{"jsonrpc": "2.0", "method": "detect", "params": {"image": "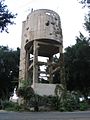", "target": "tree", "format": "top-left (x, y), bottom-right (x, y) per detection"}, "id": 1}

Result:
top-left (79, 0), bottom-right (90, 8)
top-left (17, 80), bottom-right (35, 108)
top-left (84, 12), bottom-right (90, 33)
top-left (0, 0), bottom-right (16, 32)
top-left (64, 33), bottom-right (90, 100)
top-left (64, 3), bottom-right (90, 99)
top-left (80, 0), bottom-right (90, 4)
top-left (0, 46), bottom-right (20, 100)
